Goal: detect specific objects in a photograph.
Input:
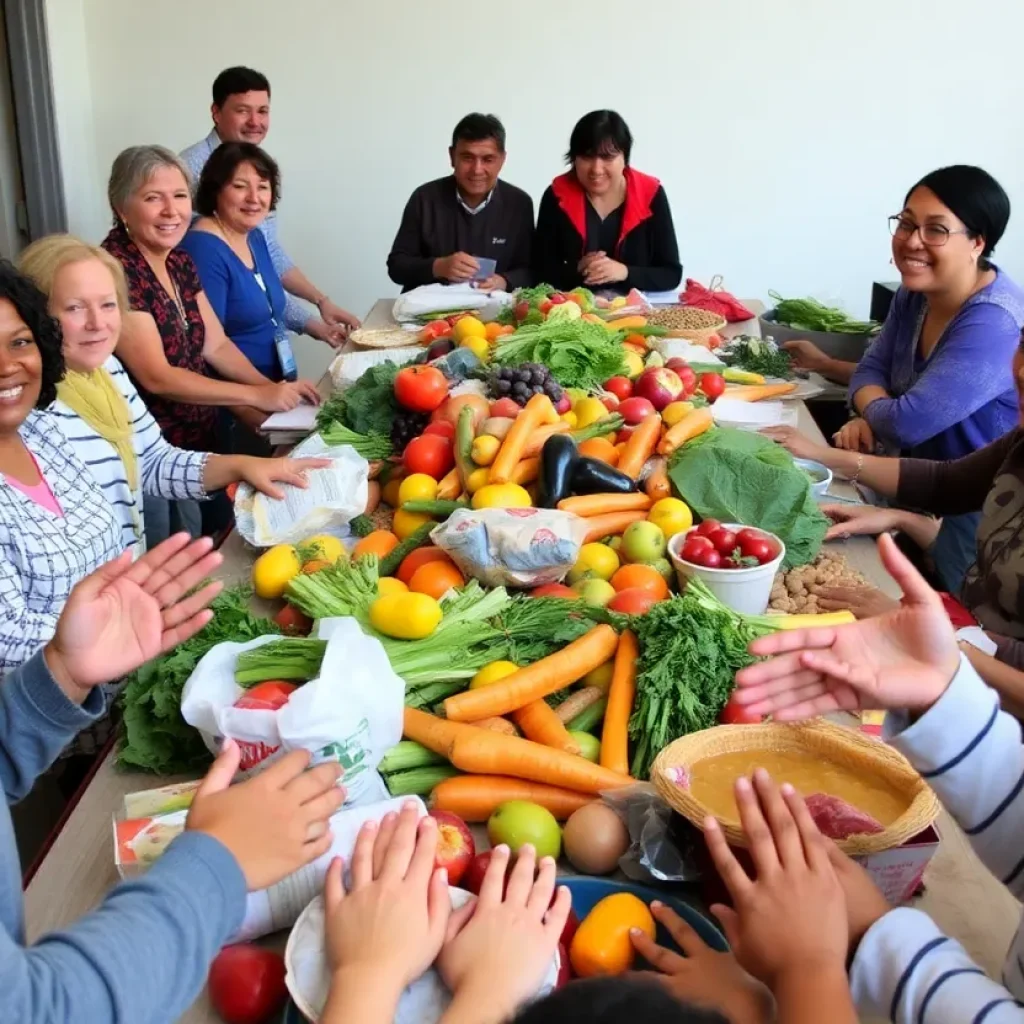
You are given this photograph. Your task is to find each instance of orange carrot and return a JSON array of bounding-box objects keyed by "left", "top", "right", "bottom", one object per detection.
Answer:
[
  {"left": 617, "top": 414, "right": 662, "bottom": 479},
  {"left": 657, "top": 407, "right": 714, "bottom": 456},
  {"left": 643, "top": 457, "right": 672, "bottom": 501},
  {"left": 582, "top": 510, "right": 648, "bottom": 544},
  {"left": 521, "top": 421, "right": 573, "bottom": 459},
  {"left": 475, "top": 716, "right": 519, "bottom": 737},
  {"left": 442, "top": 625, "right": 619, "bottom": 722},
  {"left": 513, "top": 700, "right": 581, "bottom": 754},
  {"left": 601, "top": 629, "right": 638, "bottom": 775},
  {"left": 429, "top": 775, "right": 595, "bottom": 821},
  {"left": 510, "top": 456, "right": 540, "bottom": 485},
  {"left": 606, "top": 315, "right": 647, "bottom": 331},
  {"left": 557, "top": 493, "right": 652, "bottom": 517},
  {"left": 404, "top": 707, "right": 632, "bottom": 794},
  {"left": 436, "top": 467, "right": 461, "bottom": 501},
  {"left": 721, "top": 382, "right": 798, "bottom": 402},
  {"left": 489, "top": 394, "right": 557, "bottom": 484}
]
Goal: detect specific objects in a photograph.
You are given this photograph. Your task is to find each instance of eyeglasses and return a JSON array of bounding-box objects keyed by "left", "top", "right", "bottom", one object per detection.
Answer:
[{"left": 888, "top": 215, "right": 971, "bottom": 247}]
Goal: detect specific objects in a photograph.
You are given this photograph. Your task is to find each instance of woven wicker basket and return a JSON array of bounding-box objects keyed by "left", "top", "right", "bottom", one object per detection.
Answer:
[
  {"left": 348, "top": 326, "right": 421, "bottom": 349},
  {"left": 651, "top": 720, "right": 939, "bottom": 857},
  {"left": 647, "top": 306, "right": 727, "bottom": 343}
]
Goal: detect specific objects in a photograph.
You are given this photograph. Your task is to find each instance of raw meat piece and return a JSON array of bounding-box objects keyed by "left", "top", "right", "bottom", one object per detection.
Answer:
[{"left": 805, "top": 792, "right": 884, "bottom": 840}]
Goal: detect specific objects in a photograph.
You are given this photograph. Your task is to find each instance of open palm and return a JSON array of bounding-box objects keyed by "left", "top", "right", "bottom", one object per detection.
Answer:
[
  {"left": 733, "top": 534, "right": 960, "bottom": 720},
  {"left": 48, "top": 535, "right": 223, "bottom": 691}
]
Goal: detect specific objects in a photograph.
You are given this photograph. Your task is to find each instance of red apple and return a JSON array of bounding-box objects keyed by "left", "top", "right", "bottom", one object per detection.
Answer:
[
  {"left": 490, "top": 397, "right": 521, "bottom": 419},
  {"left": 617, "top": 396, "right": 657, "bottom": 425},
  {"left": 462, "top": 851, "right": 493, "bottom": 895},
  {"left": 429, "top": 810, "right": 475, "bottom": 886},
  {"left": 554, "top": 394, "right": 572, "bottom": 414},
  {"left": 633, "top": 368, "right": 684, "bottom": 411},
  {"left": 556, "top": 942, "right": 572, "bottom": 988},
  {"left": 616, "top": 426, "right": 636, "bottom": 445},
  {"left": 603, "top": 376, "right": 633, "bottom": 402},
  {"left": 529, "top": 583, "right": 578, "bottom": 599},
  {"left": 601, "top": 394, "right": 620, "bottom": 412}
]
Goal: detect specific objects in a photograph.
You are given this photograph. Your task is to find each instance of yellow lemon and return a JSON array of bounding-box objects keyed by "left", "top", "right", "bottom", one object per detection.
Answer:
[
  {"left": 466, "top": 466, "right": 491, "bottom": 494},
  {"left": 453, "top": 316, "right": 487, "bottom": 343},
  {"left": 251, "top": 544, "right": 301, "bottom": 599},
  {"left": 622, "top": 350, "right": 645, "bottom": 379},
  {"left": 648, "top": 498, "right": 693, "bottom": 540},
  {"left": 560, "top": 411, "right": 578, "bottom": 428},
  {"left": 369, "top": 593, "right": 442, "bottom": 640},
  {"left": 567, "top": 542, "right": 620, "bottom": 584},
  {"left": 471, "top": 660, "right": 520, "bottom": 689},
  {"left": 471, "top": 434, "right": 501, "bottom": 466},
  {"left": 398, "top": 473, "right": 439, "bottom": 506},
  {"left": 392, "top": 508, "right": 433, "bottom": 541},
  {"left": 472, "top": 483, "right": 532, "bottom": 509},
  {"left": 300, "top": 534, "right": 345, "bottom": 565},
  {"left": 459, "top": 335, "right": 490, "bottom": 363},
  {"left": 377, "top": 577, "right": 409, "bottom": 597},
  {"left": 573, "top": 397, "right": 608, "bottom": 429},
  {"left": 662, "top": 401, "right": 695, "bottom": 427}
]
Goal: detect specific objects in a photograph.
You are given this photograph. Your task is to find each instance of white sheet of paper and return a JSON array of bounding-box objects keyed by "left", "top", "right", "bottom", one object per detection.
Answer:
[{"left": 260, "top": 404, "right": 318, "bottom": 432}]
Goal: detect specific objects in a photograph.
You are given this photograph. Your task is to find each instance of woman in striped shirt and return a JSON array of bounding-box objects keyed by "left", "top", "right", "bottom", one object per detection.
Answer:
[{"left": 18, "top": 236, "right": 329, "bottom": 554}]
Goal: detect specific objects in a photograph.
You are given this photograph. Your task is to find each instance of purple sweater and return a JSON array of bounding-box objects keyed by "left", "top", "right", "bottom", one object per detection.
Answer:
[{"left": 849, "top": 269, "right": 1024, "bottom": 461}]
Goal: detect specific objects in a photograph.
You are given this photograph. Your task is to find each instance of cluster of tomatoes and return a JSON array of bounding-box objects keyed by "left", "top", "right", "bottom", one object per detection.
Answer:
[{"left": 678, "top": 520, "right": 781, "bottom": 571}]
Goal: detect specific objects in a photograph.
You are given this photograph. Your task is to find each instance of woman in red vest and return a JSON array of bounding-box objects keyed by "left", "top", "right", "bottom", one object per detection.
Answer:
[{"left": 534, "top": 110, "right": 681, "bottom": 295}]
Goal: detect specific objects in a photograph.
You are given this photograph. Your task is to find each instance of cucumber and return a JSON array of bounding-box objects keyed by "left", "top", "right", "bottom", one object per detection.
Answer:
[
  {"left": 378, "top": 522, "right": 435, "bottom": 576},
  {"left": 400, "top": 499, "right": 467, "bottom": 517}
]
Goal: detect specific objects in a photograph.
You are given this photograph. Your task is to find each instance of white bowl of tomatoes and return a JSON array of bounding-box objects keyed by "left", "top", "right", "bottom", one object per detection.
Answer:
[{"left": 668, "top": 521, "right": 784, "bottom": 616}]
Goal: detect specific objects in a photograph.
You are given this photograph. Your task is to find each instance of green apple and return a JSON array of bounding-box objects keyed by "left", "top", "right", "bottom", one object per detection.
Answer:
[
  {"left": 570, "top": 731, "right": 601, "bottom": 763},
  {"left": 650, "top": 557, "right": 675, "bottom": 585},
  {"left": 487, "top": 800, "right": 562, "bottom": 859},
  {"left": 621, "top": 520, "right": 667, "bottom": 564},
  {"left": 572, "top": 578, "right": 616, "bottom": 607}
]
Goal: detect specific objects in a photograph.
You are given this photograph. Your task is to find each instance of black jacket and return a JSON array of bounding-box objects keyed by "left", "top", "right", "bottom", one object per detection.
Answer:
[
  {"left": 387, "top": 176, "right": 534, "bottom": 292},
  {"left": 534, "top": 168, "right": 681, "bottom": 294}
]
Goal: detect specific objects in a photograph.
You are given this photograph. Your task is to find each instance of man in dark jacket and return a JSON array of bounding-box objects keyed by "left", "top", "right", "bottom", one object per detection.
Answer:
[{"left": 387, "top": 114, "right": 534, "bottom": 293}]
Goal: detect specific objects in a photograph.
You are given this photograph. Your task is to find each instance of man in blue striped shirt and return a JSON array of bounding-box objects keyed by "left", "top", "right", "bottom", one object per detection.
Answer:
[{"left": 180, "top": 66, "right": 360, "bottom": 347}]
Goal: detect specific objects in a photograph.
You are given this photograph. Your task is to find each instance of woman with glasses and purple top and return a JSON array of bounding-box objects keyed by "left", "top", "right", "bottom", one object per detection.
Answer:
[{"left": 767, "top": 165, "right": 1024, "bottom": 594}]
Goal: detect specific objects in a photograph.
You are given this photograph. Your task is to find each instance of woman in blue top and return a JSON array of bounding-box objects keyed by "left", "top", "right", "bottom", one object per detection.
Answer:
[
  {"left": 769, "top": 165, "right": 1024, "bottom": 593},
  {"left": 182, "top": 142, "right": 293, "bottom": 454}
]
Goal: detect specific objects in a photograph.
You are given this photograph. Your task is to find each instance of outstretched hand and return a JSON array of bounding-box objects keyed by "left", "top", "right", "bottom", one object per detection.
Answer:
[
  {"left": 44, "top": 533, "right": 223, "bottom": 697},
  {"left": 733, "top": 534, "right": 960, "bottom": 720}
]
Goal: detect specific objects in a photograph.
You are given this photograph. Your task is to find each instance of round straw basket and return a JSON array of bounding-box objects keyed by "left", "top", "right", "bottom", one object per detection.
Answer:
[
  {"left": 651, "top": 720, "right": 939, "bottom": 857},
  {"left": 647, "top": 306, "right": 727, "bottom": 342},
  {"left": 348, "top": 326, "right": 421, "bottom": 349}
]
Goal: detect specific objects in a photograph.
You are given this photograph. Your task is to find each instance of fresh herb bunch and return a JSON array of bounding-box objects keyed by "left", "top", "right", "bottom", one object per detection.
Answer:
[
  {"left": 722, "top": 336, "right": 793, "bottom": 379},
  {"left": 768, "top": 292, "right": 879, "bottom": 335},
  {"left": 117, "top": 586, "right": 281, "bottom": 774},
  {"left": 319, "top": 422, "right": 394, "bottom": 459},
  {"left": 491, "top": 320, "right": 627, "bottom": 391}
]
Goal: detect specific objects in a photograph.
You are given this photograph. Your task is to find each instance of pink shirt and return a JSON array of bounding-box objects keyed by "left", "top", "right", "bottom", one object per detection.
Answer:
[{"left": 4, "top": 455, "right": 63, "bottom": 516}]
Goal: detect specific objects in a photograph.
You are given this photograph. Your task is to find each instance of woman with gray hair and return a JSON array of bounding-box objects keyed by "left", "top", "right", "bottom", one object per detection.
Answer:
[{"left": 102, "top": 144, "right": 320, "bottom": 543}]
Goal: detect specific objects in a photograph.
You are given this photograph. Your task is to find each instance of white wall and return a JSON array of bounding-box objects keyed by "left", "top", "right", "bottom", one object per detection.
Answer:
[{"left": 45, "top": 0, "right": 1024, "bottom": 331}]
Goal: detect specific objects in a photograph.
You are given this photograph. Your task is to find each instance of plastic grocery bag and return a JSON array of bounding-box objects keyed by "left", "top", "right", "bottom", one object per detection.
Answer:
[
  {"left": 233, "top": 432, "right": 369, "bottom": 548},
  {"left": 392, "top": 282, "right": 510, "bottom": 322},
  {"left": 431, "top": 507, "right": 590, "bottom": 588},
  {"left": 180, "top": 620, "right": 403, "bottom": 805}
]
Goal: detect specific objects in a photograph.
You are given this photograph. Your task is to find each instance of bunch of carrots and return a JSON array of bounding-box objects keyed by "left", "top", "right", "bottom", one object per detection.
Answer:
[{"left": 403, "top": 623, "right": 640, "bottom": 822}]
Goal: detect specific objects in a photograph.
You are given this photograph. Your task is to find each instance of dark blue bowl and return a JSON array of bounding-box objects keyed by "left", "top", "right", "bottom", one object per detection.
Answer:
[{"left": 281, "top": 877, "right": 725, "bottom": 1019}]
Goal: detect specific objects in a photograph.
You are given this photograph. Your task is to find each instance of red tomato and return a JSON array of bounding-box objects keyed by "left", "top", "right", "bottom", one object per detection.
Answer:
[
  {"left": 233, "top": 681, "right": 297, "bottom": 712},
  {"left": 720, "top": 695, "right": 764, "bottom": 725},
  {"left": 403, "top": 434, "right": 455, "bottom": 479},
  {"left": 539, "top": 300, "right": 554, "bottom": 315},
  {"left": 694, "top": 519, "right": 723, "bottom": 538},
  {"left": 514, "top": 301, "right": 531, "bottom": 321},
  {"left": 616, "top": 427, "right": 636, "bottom": 445},
  {"left": 684, "top": 543, "right": 723, "bottom": 569},
  {"left": 549, "top": 293, "right": 568, "bottom": 304},
  {"left": 607, "top": 588, "right": 658, "bottom": 615},
  {"left": 707, "top": 528, "right": 738, "bottom": 557},
  {"left": 490, "top": 397, "right": 522, "bottom": 419},
  {"left": 603, "top": 376, "right": 634, "bottom": 401},
  {"left": 737, "top": 529, "right": 777, "bottom": 565},
  {"left": 420, "top": 320, "right": 452, "bottom": 343},
  {"left": 680, "top": 536, "right": 713, "bottom": 563},
  {"left": 422, "top": 421, "right": 456, "bottom": 444},
  {"left": 394, "top": 365, "right": 449, "bottom": 414},
  {"left": 273, "top": 605, "right": 312, "bottom": 635},
  {"left": 676, "top": 365, "right": 697, "bottom": 395},
  {"left": 699, "top": 372, "right": 726, "bottom": 401},
  {"left": 529, "top": 583, "right": 579, "bottom": 599},
  {"left": 208, "top": 945, "right": 287, "bottom": 1024}
]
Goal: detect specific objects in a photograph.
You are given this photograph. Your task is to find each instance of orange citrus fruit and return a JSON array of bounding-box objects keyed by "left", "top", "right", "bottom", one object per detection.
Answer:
[
  {"left": 408, "top": 561, "right": 465, "bottom": 600},
  {"left": 610, "top": 563, "right": 670, "bottom": 600},
  {"left": 352, "top": 530, "right": 399, "bottom": 560}
]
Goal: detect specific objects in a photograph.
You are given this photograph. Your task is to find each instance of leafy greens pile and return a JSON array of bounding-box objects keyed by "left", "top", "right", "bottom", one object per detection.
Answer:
[
  {"left": 722, "top": 336, "right": 793, "bottom": 379},
  {"left": 117, "top": 587, "right": 281, "bottom": 774},
  {"left": 624, "top": 579, "right": 779, "bottom": 779},
  {"left": 491, "top": 320, "right": 626, "bottom": 392},
  {"left": 285, "top": 556, "right": 592, "bottom": 708},
  {"left": 768, "top": 292, "right": 879, "bottom": 335},
  {"left": 668, "top": 427, "right": 829, "bottom": 568},
  {"left": 315, "top": 361, "right": 404, "bottom": 437}
]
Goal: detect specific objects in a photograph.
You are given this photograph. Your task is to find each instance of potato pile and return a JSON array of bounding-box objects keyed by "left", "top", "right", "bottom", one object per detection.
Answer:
[{"left": 770, "top": 552, "right": 868, "bottom": 614}]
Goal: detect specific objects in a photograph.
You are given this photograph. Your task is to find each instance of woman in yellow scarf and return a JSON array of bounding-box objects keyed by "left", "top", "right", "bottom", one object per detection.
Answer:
[{"left": 19, "top": 236, "right": 329, "bottom": 552}]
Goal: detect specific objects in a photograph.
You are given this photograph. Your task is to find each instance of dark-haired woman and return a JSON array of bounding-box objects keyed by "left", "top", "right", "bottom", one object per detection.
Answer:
[
  {"left": 534, "top": 110, "right": 681, "bottom": 294},
  {"left": 0, "top": 260, "right": 122, "bottom": 672},
  {"left": 766, "top": 164, "right": 1024, "bottom": 594}
]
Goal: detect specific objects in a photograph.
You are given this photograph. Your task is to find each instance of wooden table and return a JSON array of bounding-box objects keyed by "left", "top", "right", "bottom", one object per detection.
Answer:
[{"left": 23, "top": 303, "right": 1021, "bottom": 1022}]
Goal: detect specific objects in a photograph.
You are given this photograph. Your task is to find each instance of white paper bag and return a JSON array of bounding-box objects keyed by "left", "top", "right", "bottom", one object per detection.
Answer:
[{"left": 180, "top": 620, "right": 403, "bottom": 805}]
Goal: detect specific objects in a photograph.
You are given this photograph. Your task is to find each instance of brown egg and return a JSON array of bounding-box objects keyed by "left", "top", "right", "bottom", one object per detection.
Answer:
[{"left": 562, "top": 802, "right": 630, "bottom": 876}]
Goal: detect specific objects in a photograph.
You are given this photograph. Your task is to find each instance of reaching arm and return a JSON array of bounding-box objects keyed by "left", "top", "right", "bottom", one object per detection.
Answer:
[
  {"left": 958, "top": 643, "right": 1024, "bottom": 722},
  {"left": 856, "top": 305, "right": 1018, "bottom": 449},
  {"left": 623, "top": 187, "right": 682, "bottom": 294},
  {"left": 849, "top": 300, "right": 902, "bottom": 409},
  {"left": 774, "top": 967, "right": 858, "bottom": 1024},
  {"left": 386, "top": 190, "right": 440, "bottom": 289}
]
